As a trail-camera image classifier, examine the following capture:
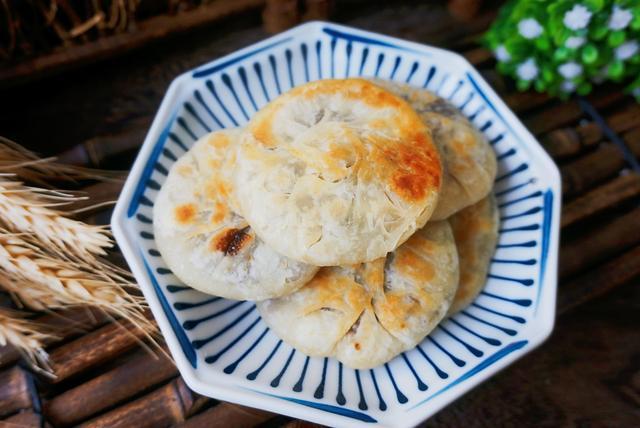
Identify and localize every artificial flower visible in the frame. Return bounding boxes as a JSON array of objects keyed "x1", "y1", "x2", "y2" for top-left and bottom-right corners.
[
  {"x1": 615, "y1": 40, "x2": 638, "y2": 60},
  {"x1": 558, "y1": 62, "x2": 583, "y2": 79},
  {"x1": 518, "y1": 18, "x2": 543, "y2": 39},
  {"x1": 608, "y1": 6, "x2": 632, "y2": 30},
  {"x1": 564, "y1": 4, "x2": 592, "y2": 30},
  {"x1": 566, "y1": 36, "x2": 586, "y2": 48},
  {"x1": 517, "y1": 58, "x2": 538, "y2": 80}
]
